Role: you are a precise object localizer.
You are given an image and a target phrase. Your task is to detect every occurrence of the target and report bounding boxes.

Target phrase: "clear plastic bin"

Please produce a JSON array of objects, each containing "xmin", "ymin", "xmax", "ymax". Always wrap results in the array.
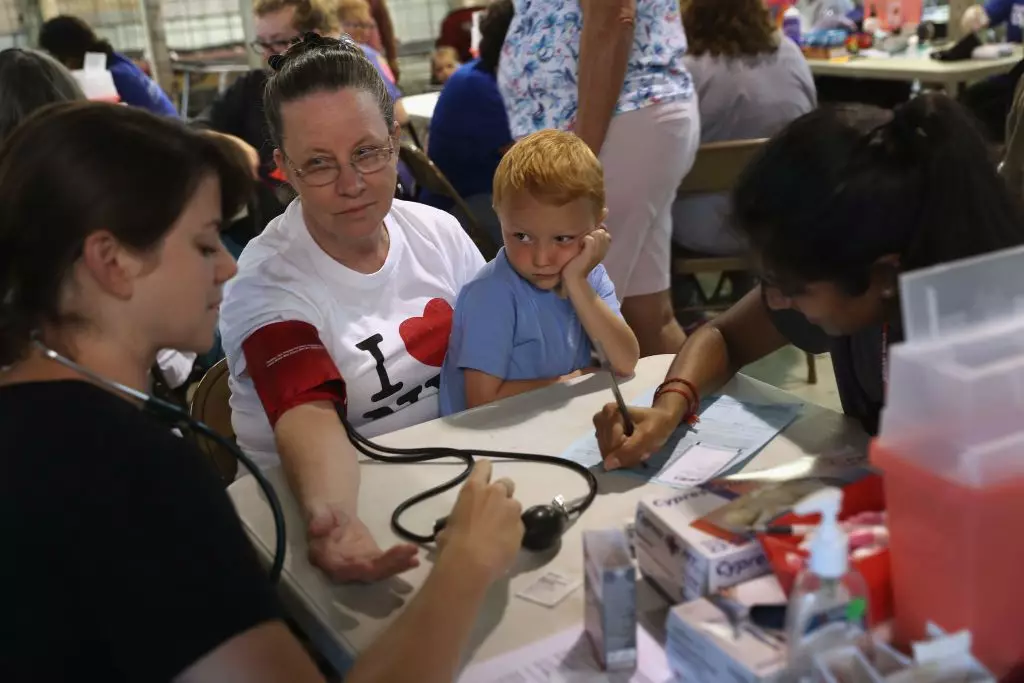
[{"xmin": 872, "ymin": 245, "xmax": 1024, "ymax": 675}]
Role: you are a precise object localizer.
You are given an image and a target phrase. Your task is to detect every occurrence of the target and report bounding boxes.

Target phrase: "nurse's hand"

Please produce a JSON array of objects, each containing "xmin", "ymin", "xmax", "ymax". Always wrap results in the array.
[
  {"xmin": 593, "ymin": 403, "xmax": 678, "ymax": 470},
  {"xmin": 436, "ymin": 459, "xmax": 524, "ymax": 584},
  {"xmin": 307, "ymin": 504, "xmax": 420, "ymax": 583}
]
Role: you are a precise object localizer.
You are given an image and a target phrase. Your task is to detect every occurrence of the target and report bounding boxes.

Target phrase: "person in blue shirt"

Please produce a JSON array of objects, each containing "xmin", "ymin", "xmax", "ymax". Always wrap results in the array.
[
  {"xmin": 39, "ymin": 15, "xmax": 177, "ymax": 117},
  {"xmin": 424, "ymin": 0, "xmax": 514, "ymax": 246},
  {"xmin": 964, "ymin": 0, "xmax": 1024, "ymax": 42},
  {"xmin": 440, "ymin": 130, "xmax": 639, "ymax": 416}
]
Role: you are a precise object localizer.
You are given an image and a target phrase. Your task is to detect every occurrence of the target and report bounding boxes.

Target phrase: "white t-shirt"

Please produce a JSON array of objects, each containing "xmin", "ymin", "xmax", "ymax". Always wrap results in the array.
[{"xmin": 220, "ymin": 198, "xmax": 485, "ymax": 469}]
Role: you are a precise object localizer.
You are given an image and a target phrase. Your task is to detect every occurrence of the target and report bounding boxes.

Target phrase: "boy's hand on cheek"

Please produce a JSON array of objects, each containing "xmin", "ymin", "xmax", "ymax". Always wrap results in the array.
[{"xmin": 561, "ymin": 227, "xmax": 611, "ymax": 285}]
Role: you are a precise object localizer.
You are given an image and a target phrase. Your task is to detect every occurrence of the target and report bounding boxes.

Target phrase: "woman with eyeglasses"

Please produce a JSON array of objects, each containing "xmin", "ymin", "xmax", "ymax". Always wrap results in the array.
[
  {"xmin": 593, "ymin": 95, "xmax": 1024, "ymax": 470},
  {"xmin": 192, "ymin": 0, "xmax": 337, "ymax": 205},
  {"xmin": 219, "ymin": 35, "xmax": 485, "ymax": 584}
]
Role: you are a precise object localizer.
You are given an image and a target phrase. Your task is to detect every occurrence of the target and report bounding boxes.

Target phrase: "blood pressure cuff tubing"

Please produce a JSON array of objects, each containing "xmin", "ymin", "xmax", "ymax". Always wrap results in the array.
[{"xmin": 242, "ymin": 320, "xmax": 347, "ymax": 427}]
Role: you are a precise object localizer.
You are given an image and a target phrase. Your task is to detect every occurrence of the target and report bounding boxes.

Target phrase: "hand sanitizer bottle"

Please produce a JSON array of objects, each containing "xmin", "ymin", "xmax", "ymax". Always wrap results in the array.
[{"xmin": 784, "ymin": 487, "xmax": 870, "ymax": 678}]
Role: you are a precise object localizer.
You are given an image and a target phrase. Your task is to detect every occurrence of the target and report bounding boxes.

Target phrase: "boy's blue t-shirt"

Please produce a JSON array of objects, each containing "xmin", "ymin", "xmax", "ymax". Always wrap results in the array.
[
  {"xmin": 985, "ymin": 0, "xmax": 1024, "ymax": 41},
  {"xmin": 108, "ymin": 52, "xmax": 177, "ymax": 116},
  {"xmin": 440, "ymin": 248, "xmax": 621, "ymax": 416}
]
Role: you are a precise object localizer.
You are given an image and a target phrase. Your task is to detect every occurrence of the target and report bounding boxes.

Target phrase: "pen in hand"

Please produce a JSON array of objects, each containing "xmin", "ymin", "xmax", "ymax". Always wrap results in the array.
[{"xmin": 593, "ymin": 342, "xmax": 646, "ymax": 469}]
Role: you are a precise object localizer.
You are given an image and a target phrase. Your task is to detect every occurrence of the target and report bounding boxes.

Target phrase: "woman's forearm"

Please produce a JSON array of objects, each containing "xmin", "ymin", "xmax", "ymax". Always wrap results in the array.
[
  {"xmin": 653, "ymin": 324, "xmax": 735, "ymax": 417},
  {"xmin": 274, "ymin": 401, "xmax": 361, "ymax": 517},
  {"xmin": 575, "ymin": 0, "xmax": 636, "ymax": 154},
  {"xmin": 345, "ymin": 553, "xmax": 491, "ymax": 683},
  {"xmin": 654, "ymin": 287, "xmax": 791, "ymax": 417}
]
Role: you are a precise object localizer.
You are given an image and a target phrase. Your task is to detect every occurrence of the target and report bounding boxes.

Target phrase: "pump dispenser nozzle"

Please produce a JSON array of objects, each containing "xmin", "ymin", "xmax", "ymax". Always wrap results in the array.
[{"xmin": 794, "ymin": 487, "xmax": 847, "ymax": 579}]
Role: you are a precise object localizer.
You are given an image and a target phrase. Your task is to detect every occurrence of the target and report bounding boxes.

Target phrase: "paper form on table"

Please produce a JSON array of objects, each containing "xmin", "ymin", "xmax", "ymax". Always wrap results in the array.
[
  {"xmin": 458, "ymin": 622, "xmax": 673, "ymax": 683},
  {"xmin": 558, "ymin": 391, "xmax": 801, "ymax": 489},
  {"xmin": 657, "ymin": 442, "xmax": 739, "ymax": 487}
]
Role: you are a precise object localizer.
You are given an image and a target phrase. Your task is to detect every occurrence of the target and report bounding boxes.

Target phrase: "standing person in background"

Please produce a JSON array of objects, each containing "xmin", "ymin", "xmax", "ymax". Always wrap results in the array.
[
  {"xmin": 673, "ymin": 0, "xmax": 816, "ymax": 256},
  {"xmin": 38, "ymin": 15, "xmax": 176, "ymax": 116},
  {"xmin": 366, "ymin": 0, "xmax": 401, "ymax": 82},
  {"xmin": 499, "ymin": 0, "xmax": 700, "ymax": 358},
  {"xmin": 426, "ymin": 0, "xmax": 514, "ymax": 246}
]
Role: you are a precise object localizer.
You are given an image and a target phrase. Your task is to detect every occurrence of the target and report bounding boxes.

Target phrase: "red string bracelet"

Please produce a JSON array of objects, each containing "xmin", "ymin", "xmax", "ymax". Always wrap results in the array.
[{"xmin": 654, "ymin": 378, "xmax": 700, "ymax": 426}]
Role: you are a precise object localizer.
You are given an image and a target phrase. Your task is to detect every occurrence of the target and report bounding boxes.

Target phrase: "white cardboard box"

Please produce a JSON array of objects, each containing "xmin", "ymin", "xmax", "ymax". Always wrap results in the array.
[
  {"xmin": 635, "ymin": 488, "xmax": 770, "ymax": 602},
  {"xmin": 666, "ymin": 597, "xmax": 787, "ymax": 683}
]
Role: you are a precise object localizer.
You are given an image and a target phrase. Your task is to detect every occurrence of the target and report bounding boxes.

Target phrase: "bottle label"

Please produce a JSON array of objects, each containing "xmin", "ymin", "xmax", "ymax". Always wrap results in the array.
[{"xmin": 804, "ymin": 597, "xmax": 868, "ymax": 635}]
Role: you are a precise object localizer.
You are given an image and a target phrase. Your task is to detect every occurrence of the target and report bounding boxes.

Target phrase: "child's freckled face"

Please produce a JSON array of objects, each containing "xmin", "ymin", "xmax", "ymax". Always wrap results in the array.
[{"xmin": 497, "ymin": 192, "xmax": 597, "ymax": 290}]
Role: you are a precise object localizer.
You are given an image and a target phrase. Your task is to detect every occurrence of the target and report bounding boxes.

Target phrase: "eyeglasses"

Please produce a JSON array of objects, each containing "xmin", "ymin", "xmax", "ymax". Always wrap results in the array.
[
  {"xmin": 250, "ymin": 35, "xmax": 300, "ymax": 55},
  {"xmin": 285, "ymin": 144, "xmax": 395, "ymax": 187}
]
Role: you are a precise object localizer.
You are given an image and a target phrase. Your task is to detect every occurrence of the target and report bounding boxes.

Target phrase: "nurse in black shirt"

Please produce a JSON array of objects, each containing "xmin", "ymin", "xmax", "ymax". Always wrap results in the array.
[
  {"xmin": 594, "ymin": 94, "xmax": 1024, "ymax": 468},
  {"xmin": 0, "ymin": 103, "xmax": 526, "ymax": 682}
]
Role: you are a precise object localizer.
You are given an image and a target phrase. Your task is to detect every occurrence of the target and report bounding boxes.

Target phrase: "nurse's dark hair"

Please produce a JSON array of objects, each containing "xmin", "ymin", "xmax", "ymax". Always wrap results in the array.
[
  {"xmin": 0, "ymin": 47, "xmax": 84, "ymax": 141},
  {"xmin": 479, "ymin": 0, "xmax": 514, "ymax": 74},
  {"xmin": 264, "ymin": 33, "xmax": 394, "ymax": 148},
  {"xmin": 0, "ymin": 102, "xmax": 252, "ymax": 366},
  {"xmin": 734, "ymin": 94, "xmax": 1024, "ymax": 294}
]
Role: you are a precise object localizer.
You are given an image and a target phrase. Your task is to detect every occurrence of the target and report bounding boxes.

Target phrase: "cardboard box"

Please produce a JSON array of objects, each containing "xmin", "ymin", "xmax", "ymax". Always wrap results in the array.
[
  {"xmin": 666, "ymin": 597, "xmax": 787, "ymax": 683},
  {"xmin": 635, "ymin": 488, "xmax": 770, "ymax": 602},
  {"xmin": 583, "ymin": 529, "xmax": 637, "ymax": 672}
]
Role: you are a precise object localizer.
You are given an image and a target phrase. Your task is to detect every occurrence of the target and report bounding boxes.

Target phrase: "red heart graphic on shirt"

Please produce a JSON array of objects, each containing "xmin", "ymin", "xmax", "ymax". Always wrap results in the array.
[{"xmin": 399, "ymin": 298, "xmax": 454, "ymax": 368}]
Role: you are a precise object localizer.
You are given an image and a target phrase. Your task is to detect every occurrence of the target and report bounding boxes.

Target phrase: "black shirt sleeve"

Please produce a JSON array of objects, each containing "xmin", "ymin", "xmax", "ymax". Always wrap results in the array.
[
  {"xmin": 191, "ymin": 73, "xmax": 252, "ymax": 136},
  {"xmin": 93, "ymin": 425, "xmax": 279, "ymax": 679},
  {"xmin": 54, "ymin": 394, "xmax": 280, "ymax": 680}
]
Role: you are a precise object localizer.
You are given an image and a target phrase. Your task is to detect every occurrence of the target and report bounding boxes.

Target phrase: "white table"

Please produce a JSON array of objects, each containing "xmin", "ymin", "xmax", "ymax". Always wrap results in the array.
[
  {"xmin": 807, "ymin": 47, "xmax": 1022, "ymax": 97},
  {"xmin": 401, "ymin": 91, "xmax": 440, "ymax": 149},
  {"xmin": 228, "ymin": 354, "xmax": 867, "ymax": 674}
]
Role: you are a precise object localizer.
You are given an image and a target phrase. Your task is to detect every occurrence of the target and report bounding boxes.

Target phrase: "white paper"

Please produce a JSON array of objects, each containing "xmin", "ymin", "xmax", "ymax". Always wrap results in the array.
[
  {"xmin": 656, "ymin": 442, "xmax": 739, "ymax": 487},
  {"xmin": 559, "ymin": 392, "xmax": 801, "ymax": 489},
  {"xmin": 459, "ymin": 623, "xmax": 673, "ymax": 683},
  {"xmin": 516, "ymin": 570, "xmax": 582, "ymax": 608}
]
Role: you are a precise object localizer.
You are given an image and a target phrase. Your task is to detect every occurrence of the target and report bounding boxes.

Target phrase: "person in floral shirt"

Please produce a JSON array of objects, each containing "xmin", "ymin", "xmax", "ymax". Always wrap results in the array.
[{"xmin": 498, "ymin": 0, "xmax": 700, "ymax": 357}]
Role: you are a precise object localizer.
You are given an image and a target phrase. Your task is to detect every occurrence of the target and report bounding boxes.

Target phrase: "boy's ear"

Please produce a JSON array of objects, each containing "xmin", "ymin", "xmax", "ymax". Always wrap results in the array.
[{"xmin": 598, "ymin": 207, "xmax": 609, "ymax": 226}]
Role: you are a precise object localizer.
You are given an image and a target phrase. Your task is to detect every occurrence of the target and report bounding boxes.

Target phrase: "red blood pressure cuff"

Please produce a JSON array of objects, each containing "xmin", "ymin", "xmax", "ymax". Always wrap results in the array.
[{"xmin": 241, "ymin": 321, "xmax": 347, "ymax": 427}]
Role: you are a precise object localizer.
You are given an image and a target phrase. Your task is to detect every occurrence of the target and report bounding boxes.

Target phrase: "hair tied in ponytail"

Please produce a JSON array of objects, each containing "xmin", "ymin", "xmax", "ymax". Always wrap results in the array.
[{"xmin": 267, "ymin": 54, "xmax": 286, "ymax": 71}]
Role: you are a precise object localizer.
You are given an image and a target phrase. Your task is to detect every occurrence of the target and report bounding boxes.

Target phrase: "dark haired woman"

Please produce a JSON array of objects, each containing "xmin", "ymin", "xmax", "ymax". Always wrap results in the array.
[
  {"xmin": 672, "ymin": 0, "xmax": 815, "ymax": 255},
  {"xmin": 38, "ymin": 15, "xmax": 177, "ymax": 116},
  {"xmin": 594, "ymin": 94, "xmax": 1024, "ymax": 469},
  {"xmin": 1, "ymin": 101, "xmax": 525, "ymax": 682},
  {"xmin": 219, "ymin": 35, "xmax": 485, "ymax": 584},
  {"xmin": 425, "ymin": 0, "xmax": 515, "ymax": 244}
]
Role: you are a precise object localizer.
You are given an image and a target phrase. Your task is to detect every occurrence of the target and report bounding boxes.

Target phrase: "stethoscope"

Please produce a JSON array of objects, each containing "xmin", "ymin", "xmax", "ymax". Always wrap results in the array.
[{"xmin": 35, "ymin": 341, "xmax": 600, "ymax": 584}]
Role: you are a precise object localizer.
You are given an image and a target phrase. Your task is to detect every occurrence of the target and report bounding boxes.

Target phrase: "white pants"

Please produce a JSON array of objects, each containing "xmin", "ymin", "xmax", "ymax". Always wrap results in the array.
[{"xmin": 601, "ymin": 98, "xmax": 700, "ymax": 298}]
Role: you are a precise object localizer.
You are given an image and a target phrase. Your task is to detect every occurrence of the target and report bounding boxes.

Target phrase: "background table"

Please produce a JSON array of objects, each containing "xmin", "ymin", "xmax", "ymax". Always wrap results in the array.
[
  {"xmin": 228, "ymin": 354, "xmax": 867, "ymax": 674},
  {"xmin": 806, "ymin": 48, "xmax": 1022, "ymax": 97},
  {"xmin": 401, "ymin": 91, "xmax": 440, "ymax": 149}
]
